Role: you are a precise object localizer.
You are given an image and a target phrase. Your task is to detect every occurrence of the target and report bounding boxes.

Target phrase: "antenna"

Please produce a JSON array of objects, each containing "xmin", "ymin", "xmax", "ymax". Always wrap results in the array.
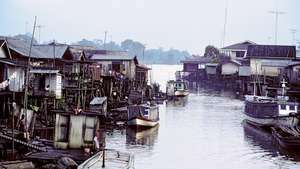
[
  {"xmin": 222, "ymin": 0, "xmax": 229, "ymax": 47},
  {"xmin": 36, "ymin": 24, "xmax": 45, "ymax": 44},
  {"xmin": 103, "ymin": 31, "xmax": 108, "ymax": 50},
  {"xmin": 143, "ymin": 44, "xmax": 146, "ymax": 63},
  {"xmin": 290, "ymin": 29, "xmax": 297, "ymax": 45},
  {"xmin": 269, "ymin": 0, "xmax": 285, "ymax": 45},
  {"xmin": 25, "ymin": 21, "xmax": 29, "ymax": 34}
]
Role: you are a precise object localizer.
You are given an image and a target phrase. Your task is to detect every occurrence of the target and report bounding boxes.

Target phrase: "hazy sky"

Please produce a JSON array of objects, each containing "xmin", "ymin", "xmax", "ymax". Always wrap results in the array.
[{"xmin": 0, "ymin": 0, "xmax": 299, "ymax": 54}]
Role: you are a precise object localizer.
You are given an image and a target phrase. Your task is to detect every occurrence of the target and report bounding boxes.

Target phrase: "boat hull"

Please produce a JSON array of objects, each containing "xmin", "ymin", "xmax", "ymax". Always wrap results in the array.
[
  {"xmin": 271, "ymin": 127, "xmax": 300, "ymax": 149},
  {"xmin": 174, "ymin": 90, "xmax": 189, "ymax": 97},
  {"xmin": 243, "ymin": 114, "xmax": 299, "ymax": 127},
  {"xmin": 127, "ymin": 117, "xmax": 159, "ymax": 128}
]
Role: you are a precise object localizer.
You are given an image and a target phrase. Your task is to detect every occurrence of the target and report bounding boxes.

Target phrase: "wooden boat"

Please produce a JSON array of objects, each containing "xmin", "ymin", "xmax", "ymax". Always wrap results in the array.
[
  {"xmin": 78, "ymin": 149, "xmax": 134, "ymax": 169},
  {"xmin": 127, "ymin": 103, "xmax": 159, "ymax": 128},
  {"xmin": 166, "ymin": 80, "xmax": 189, "ymax": 99},
  {"xmin": 244, "ymin": 98, "xmax": 299, "ymax": 127},
  {"xmin": 272, "ymin": 126, "xmax": 300, "ymax": 149},
  {"xmin": 244, "ymin": 79, "xmax": 300, "ymax": 127}
]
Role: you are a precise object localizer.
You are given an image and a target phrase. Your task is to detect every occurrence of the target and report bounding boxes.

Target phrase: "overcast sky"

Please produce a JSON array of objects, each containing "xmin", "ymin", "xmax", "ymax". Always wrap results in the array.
[{"xmin": 0, "ymin": 0, "xmax": 299, "ymax": 54}]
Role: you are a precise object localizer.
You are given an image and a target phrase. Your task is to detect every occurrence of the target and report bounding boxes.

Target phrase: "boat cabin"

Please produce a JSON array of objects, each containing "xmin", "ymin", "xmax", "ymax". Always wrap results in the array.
[{"xmin": 278, "ymin": 103, "xmax": 299, "ymax": 116}]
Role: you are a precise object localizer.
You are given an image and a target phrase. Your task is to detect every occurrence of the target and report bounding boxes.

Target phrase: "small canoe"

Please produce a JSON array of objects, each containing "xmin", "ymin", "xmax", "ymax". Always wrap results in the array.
[
  {"xmin": 271, "ymin": 126, "xmax": 300, "ymax": 149},
  {"xmin": 78, "ymin": 149, "xmax": 134, "ymax": 169}
]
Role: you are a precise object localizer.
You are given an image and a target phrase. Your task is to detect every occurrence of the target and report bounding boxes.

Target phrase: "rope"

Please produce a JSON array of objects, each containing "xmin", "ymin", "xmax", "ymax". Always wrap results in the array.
[{"xmin": 0, "ymin": 133, "xmax": 47, "ymax": 152}]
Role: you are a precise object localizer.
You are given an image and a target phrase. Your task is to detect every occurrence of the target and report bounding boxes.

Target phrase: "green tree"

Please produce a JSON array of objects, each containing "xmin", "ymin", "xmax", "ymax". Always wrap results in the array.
[{"xmin": 204, "ymin": 45, "xmax": 219, "ymax": 57}]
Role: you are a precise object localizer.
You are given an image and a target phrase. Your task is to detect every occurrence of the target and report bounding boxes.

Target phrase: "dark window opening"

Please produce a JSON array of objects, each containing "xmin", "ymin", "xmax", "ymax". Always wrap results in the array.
[{"xmin": 236, "ymin": 51, "xmax": 245, "ymax": 58}]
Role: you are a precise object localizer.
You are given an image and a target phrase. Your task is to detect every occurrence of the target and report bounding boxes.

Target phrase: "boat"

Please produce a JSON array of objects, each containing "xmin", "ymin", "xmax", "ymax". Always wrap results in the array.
[
  {"xmin": 244, "ymin": 79, "xmax": 300, "ymax": 127},
  {"xmin": 271, "ymin": 126, "xmax": 300, "ymax": 149},
  {"xmin": 78, "ymin": 149, "xmax": 134, "ymax": 169},
  {"xmin": 127, "ymin": 103, "xmax": 159, "ymax": 128},
  {"xmin": 166, "ymin": 80, "xmax": 189, "ymax": 99},
  {"xmin": 244, "ymin": 98, "xmax": 299, "ymax": 127}
]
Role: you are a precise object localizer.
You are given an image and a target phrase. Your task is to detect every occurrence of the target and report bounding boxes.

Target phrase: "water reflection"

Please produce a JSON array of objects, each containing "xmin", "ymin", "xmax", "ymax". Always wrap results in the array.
[
  {"xmin": 105, "ymin": 65, "xmax": 300, "ymax": 169},
  {"xmin": 243, "ymin": 120, "xmax": 300, "ymax": 161},
  {"xmin": 126, "ymin": 125, "xmax": 159, "ymax": 146},
  {"xmin": 166, "ymin": 97, "xmax": 188, "ymax": 107}
]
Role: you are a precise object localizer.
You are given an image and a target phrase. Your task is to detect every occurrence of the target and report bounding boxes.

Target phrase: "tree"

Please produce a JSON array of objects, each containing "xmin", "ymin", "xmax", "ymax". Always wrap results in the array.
[
  {"xmin": 204, "ymin": 45, "xmax": 219, "ymax": 57},
  {"xmin": 13, "ymin": 33, "xmax": 38, "ymax": 44}
]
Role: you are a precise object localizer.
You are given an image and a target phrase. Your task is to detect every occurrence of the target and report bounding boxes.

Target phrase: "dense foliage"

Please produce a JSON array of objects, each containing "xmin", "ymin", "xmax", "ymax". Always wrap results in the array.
[{"xmin": 73, "ymin": 38, "xmax": 190, "ymax": 64}]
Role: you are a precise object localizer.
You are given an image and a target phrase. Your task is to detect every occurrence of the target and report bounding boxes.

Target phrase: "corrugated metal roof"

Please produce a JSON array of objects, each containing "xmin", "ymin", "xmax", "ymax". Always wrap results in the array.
[
  {"xmin": 90, "ymin": 97, "xmax": 107, "ymax": 105},
  {"xmin": 247, "ymin": 45, "xmax": 296, "ymax": 58},
  {"xmin": 90, "ymin": 54, "xmax": 134, "ymax": 61},
  {"xmin": 4, "ymin": 37, "xmax": 45, "ymax": 58},
  {"xmin": 33, "ymin": 44, "xmax": 69, "ymax": 59},
  {"xmin": 181, "ymin": 56, "xmax": 212, "ymax": 64},
  {"xmin": 0, "ymin": 59, "xmax": 26, "ymax": 67},
  {"xmin": 222, "ymin": 41, "xmax": 256, "ymax": 50},
  {"xmin": 30, "ymin": 69, "xmax": 60, "ymax": 74}
]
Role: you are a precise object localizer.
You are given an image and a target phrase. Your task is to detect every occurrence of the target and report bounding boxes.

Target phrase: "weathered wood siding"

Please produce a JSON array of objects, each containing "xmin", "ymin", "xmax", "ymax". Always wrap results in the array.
[{"xmin": 250, "ymin": 59, "xmax": 292, "ymax": 77}]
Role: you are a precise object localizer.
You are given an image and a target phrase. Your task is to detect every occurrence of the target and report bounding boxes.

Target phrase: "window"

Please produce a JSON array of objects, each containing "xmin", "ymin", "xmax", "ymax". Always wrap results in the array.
[
  {"xmin": 290, "ymin": 105, "xmax": 295, "ymax": 110},
  {"xmin": 84, "ymin": 117, "xmax": 95, "ymax": 142},
  {"xmin": 280, "ymin": 105, "xmax": 286, "ymax": 110},
  {"xmin": 236, "ymin": 51, "xmax": 245, "ymax": 58}
]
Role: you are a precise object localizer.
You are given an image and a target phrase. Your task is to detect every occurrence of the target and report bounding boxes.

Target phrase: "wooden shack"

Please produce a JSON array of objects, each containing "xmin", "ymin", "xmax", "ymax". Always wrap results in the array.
[
  {"xmin": 54, "ymin": 97, "xmax": 107, "ymax": 149},
  {"xmin": 247, "ymin": 45, "xmax": 296, "ymax": 77},
  {"xmin": 29, "ymin": 69, "xmax": 62, "ymax": 99}
]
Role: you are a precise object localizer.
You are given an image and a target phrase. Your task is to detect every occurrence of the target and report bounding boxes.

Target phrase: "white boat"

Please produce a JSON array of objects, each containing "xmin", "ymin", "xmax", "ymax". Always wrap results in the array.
[
  {"xmin": 127, "ymin": 104, "xmax": 159, "ymax": 128},
  {"xmin": 78, "ymin": 149, "xmax": 134, "ymax": 169},
  {"xmin": 166, "ymin": 80, "xmax": 189, "ymax": 98}
]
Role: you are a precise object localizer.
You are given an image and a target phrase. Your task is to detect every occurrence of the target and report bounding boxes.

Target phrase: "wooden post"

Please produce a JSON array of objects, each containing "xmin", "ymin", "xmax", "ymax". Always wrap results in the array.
[{"xmin": 102, "ymin": 148, "xmax": 105, "ymax": 168}]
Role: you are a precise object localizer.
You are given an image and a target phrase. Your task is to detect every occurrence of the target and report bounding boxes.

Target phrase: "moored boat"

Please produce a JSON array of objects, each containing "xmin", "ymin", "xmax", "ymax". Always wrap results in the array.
[
  {"xmin": 127, "ymin": 103, "xmax": 159, "ymax": 128},
  {"xmin": 78, "ymin": 149, "xmax": 134, "ymax": 169},
  {"xmin": 243, "ymin": 79, "xmax": 300, "ymax": 127},
  {"xmin": 244, "ymin": 98, "xmax": 299, "ymax": 127},
  {"xmin": 166, "ymin": 80, "xmax": 189, "ymax": 99},
  {"xmin": 271, "ymin": 126, "xmax": 300, "ymax": 149}
]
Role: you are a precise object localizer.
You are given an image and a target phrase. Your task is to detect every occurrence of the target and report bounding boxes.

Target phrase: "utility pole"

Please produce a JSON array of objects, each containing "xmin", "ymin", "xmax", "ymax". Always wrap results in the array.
[
  {"xmin": 24, "ymin": 16, "xmax": 37, "ymax": 141},
  {"xmin": 290, "ymin": 29, "xmax": 297, "ymax": 45},
  {"xmin": 36, "ymin": 25, "xmax": 45, "ymax": 44},
  {"xmin": 222, "ymin": 0, "xmax": 229, "ymax": 47},
  {"xmin": 269, "ymin": 0, "xmax": 285, "ymax": 45}
]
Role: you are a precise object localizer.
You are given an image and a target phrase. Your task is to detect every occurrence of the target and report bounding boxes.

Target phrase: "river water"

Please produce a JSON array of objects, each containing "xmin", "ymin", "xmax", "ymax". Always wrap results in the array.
[{"xmin": 106, "ymin": 65, "xmax": 300, "ymax": 169}]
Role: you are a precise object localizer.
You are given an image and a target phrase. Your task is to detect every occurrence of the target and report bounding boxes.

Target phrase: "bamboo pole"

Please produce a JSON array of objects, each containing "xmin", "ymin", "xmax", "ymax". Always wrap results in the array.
[{"xmin": 23, "ymin": 16, "xmax": 37, "ymax": 140}]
